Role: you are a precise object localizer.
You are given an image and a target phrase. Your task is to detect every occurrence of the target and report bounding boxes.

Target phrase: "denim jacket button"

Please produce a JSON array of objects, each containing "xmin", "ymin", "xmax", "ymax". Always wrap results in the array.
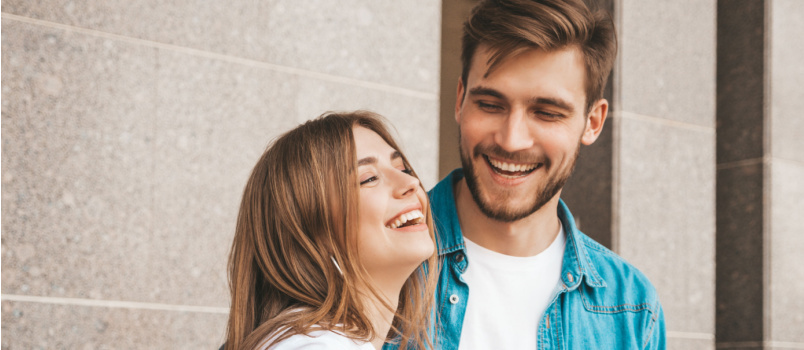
[
  {"xmin": 566, "ymin": 273, "xmax": 574, "ymax": 283},
  {"xmin": 449, "ymin": 294, "xmax": 460, "ymax": 304},
  {"xmin": 455, "ymin": 253, "xmax": 465, "ymax": 262}
]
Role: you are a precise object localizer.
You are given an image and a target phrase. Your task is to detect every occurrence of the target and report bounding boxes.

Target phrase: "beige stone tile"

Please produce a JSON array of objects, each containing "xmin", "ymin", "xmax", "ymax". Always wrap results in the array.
[
  {"xmin": 770, "ymin": 0, "xmax": 804, "ymax": 163},
  {"xmin": 769, "ymin": 160, "xmax": 804, "ymax": 342},
  {"xmin": 1, "ymin": 300, "xmax": 228, "ymax": 349},
  {"xmin": 148, "ymin": 49, "xmax": 300, "ymax": 307},
  {"xmin": 3, "ymin": 0, "xmax": 441, "ymax": 93},
  {"xmin": 616, "ymin": 115, "xmax": 716, "ymax": 335},
  {"xmin": 667, "ymin": 336, "xmax": 714, "ymax": 350},
  {"xmin": 619, "ymin": 0, "xmax": 716, "ymax": 127},
  {"xmin": 2, "ymin": 21, "xmax": 158, "ymax": 302}
]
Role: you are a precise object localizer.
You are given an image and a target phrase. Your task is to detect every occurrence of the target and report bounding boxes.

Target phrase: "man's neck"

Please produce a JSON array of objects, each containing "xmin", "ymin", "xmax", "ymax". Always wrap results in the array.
[{"xmin": 454, "ymin": 178, "xmax": 562, "ymax": 257}]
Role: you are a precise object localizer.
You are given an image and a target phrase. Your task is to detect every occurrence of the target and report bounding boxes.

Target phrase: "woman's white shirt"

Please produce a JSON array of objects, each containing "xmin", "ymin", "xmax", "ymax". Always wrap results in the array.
[{"xmin": 260, "ymin": 329, "xmax": 374, "ymax": 350}]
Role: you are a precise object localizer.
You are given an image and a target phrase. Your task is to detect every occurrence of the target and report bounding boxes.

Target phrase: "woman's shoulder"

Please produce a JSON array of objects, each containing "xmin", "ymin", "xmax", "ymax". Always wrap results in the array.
[{"xmin": 261, "ymin": 329, "xmax": 374, "ymax": 350}]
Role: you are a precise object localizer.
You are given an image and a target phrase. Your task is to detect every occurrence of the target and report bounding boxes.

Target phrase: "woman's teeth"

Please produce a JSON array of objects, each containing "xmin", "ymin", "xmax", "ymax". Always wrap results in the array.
[{"xmin": 387, "ymin": 210, "xmax": 424, "ymax": 229}]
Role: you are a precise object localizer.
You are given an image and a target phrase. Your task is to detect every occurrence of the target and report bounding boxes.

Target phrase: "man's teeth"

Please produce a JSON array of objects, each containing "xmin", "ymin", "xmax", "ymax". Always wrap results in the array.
[
  {"xmin": 387, "ymin": 210, "xmax": 424, "ymax": 229},
  {"xmin": 487, "ymin": 157, "xmax": 538, "ymax": 173}
]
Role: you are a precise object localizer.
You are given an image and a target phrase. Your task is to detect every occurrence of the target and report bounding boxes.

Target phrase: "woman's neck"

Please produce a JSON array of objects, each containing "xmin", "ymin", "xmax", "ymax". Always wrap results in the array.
[{"xmin": 363, "ymin": 279, "xmax": 403, "ymax": 349}]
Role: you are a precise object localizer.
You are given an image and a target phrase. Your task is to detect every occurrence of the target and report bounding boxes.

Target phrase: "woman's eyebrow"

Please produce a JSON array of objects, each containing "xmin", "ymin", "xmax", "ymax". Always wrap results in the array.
[
  {"xmin": 358, "ymin": 151, "xmax": 402, "ymax": 166},
  {"xmin": 357, "ymin": 156, "xmax": 377, "ymax": 166}
]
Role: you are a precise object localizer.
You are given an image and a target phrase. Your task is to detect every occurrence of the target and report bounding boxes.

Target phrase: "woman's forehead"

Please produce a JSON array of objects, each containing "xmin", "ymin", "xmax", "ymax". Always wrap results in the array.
[{"xmin": 353, "ymin": 126, "xmax": 398, "ymax": 161}]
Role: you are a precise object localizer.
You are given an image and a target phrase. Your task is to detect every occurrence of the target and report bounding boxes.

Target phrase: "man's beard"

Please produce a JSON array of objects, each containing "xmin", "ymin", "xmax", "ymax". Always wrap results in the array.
[{"xmin": 459, "ymin": 133, "xmax": 579, "ymax": 223}]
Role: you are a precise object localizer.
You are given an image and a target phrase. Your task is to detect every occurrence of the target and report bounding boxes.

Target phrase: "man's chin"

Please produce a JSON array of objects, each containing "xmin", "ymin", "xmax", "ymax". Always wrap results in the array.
[{"xmin": 472, "ymin": 191, "xmax": 542, "ymax": 222}]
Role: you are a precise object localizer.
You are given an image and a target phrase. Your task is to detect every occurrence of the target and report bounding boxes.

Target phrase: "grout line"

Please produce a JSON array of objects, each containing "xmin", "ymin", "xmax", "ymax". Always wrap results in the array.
[
  {"xmin": 716, "ymin": 341, "xmax": 764, "ymax": 349},
  {"xmin": 772, "ymin": 156, "xmax": 804, "ymax": 168},
  {"xmin": 1, "ymin": 294, "xmax": 229, "ymax": 314},
  {"xmin": 717, "ymin": 157, "xmax": 765, "ymax": 170},
  {"xmin": 717, "ymin": 157, "xmax": 804, "ymax": 171},
  {"xmin": 764, "ymin": 341, "xmax": 804, "ymax": 349},
  {"xmin": 666, "ymin": 331, "xmax": 715, "ymax": 340},
  {"xmin": 617, "ymin": 111, "xmax": 715, "ymax": 134},
  {"xmin": 717, "ymin": 341, "xmax": 804, "ymax": 349},
  {"xmin": 1, "ymin": 12, "xmax": 438, "ymax": 101}
]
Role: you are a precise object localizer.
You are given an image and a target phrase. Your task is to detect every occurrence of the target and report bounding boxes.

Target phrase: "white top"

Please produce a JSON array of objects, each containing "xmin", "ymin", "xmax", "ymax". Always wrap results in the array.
[
  {"xmin": 260, "ymin": 329, "xmax": 374, "ymax": 350},
  {"xmin": 458, "ymin": 225, "xmax": 566, "ymax": 350}
]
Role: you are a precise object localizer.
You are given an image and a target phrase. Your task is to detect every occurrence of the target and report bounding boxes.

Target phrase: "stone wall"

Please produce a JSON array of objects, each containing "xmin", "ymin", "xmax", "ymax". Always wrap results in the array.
[{"xmin": 1, "ymin": 1, "xmax": 440, "ymax": 348}]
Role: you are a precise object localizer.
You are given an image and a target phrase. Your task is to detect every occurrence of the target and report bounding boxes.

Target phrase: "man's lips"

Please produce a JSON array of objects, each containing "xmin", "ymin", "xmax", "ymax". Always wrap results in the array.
[{"xmin": 483, "ymin": 155, "xmax": 543, "ymax": 178}]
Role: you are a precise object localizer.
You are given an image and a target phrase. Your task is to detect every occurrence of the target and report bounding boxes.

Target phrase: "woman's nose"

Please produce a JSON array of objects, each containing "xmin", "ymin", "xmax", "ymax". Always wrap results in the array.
[{"xmin": 393, "ymin": 169, "xmax": 420, "ymax": 198}]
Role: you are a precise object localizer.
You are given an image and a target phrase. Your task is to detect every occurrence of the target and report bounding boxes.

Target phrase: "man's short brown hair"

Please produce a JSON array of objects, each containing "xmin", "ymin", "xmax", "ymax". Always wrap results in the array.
[{"xmin": 461, "ymin": 0, "xmax": 617, "ymax": 112}]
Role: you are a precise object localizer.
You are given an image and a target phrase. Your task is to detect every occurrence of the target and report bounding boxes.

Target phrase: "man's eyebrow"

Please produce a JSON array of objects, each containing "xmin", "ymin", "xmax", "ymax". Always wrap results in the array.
[
  {"xmin": 468, "ymin": 86, "xmax": 505, "ymax": 99},
  {"xmin": 531, "ymin": 97, "xmax": 575, "ymax": 114},
  {"xmin": 357, "ymin": 151, "xmax": 403, "ymax": 166}
]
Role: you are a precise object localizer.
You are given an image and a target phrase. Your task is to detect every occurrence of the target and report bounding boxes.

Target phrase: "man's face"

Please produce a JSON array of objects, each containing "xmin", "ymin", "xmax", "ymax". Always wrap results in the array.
[{"xmin": 455, "ymin": 45, "xmax": 604, "ymax": 222}]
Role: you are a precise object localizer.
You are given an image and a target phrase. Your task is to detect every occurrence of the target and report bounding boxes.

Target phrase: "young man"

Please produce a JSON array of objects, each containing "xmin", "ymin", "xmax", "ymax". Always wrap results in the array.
[{"xmin": 400, "ymin": 0, "xmax": 666, "ymax": 349}]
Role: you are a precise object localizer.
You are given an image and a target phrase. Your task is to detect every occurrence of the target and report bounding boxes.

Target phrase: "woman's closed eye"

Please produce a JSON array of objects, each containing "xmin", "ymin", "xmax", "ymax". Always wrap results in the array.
[{"xmin": 360, "ymin": 175, "xmax": 378, "ymax": 186}]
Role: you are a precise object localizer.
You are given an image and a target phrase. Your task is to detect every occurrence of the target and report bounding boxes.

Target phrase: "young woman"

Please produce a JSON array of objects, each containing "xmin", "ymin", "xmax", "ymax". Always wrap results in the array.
[{"xmin": 225, "ymin": 111, "xmax": 438, "ymax": 350}]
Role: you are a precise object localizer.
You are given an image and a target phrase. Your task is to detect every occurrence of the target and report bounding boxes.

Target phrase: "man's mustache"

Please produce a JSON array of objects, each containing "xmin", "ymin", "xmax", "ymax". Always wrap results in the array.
[{"xmin": 473, "ymin": 143, "xmax": 549, "ymax": 167}]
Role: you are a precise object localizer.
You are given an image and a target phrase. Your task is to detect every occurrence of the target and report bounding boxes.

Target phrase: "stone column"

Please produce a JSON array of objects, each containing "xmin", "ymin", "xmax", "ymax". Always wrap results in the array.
[
  {"xmin": 614, "ymin": 1, "xmax": 717, "ymax": 349},
  {"xmin": 716, "ymin": 1, "xmax": 804, "ymax": 349}
]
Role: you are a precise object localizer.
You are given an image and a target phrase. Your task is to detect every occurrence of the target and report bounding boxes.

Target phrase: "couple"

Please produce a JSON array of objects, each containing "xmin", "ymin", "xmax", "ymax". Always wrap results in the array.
[{"xmin": 225, "ymin": 0, "xmax": 665, "ymax": 349}]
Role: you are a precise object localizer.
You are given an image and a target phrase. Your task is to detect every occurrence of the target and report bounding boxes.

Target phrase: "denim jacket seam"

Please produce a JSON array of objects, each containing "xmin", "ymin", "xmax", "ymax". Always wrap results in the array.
[
  {"xmin": 555, "ymin": 308, "xmax": 564, "ymax": 350},
  {"xmin": 580, "ymin": 237, "xmax": 610, "ymax": 286},
  {"xmin": 565, "ymin": 229, "xmax": 608, "ymax": 289},
  {"xmin": 642, "ymin": 308, "xmax": 658, "ymax": 349},
  {"xmin": 580, "ymin": 288, "xmax": 655, "ymax": 314},
  {"xmin": 438, "ymin": 244, "xmax": 465, "ymax": 256}
]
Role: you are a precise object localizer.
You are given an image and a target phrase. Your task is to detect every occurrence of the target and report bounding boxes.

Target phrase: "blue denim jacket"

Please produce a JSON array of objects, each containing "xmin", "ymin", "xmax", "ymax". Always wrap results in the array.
[{"xmin": 388, "ymin": 170, "xmax": 666, "ymax": 349}]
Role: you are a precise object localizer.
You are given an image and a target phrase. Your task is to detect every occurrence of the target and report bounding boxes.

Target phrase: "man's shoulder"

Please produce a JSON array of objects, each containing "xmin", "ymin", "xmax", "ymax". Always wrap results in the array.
[
  {"xmin": 575, "ymin": 231, "xmax": 661, "ymax": 309},
  {"xmin": 428, "ymin": 170, "xmax": 465, "ymax": 253}
]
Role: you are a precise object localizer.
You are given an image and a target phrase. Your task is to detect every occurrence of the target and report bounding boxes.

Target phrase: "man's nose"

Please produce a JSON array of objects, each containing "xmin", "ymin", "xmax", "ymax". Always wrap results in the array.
[{"xmin": 494, "ymin": 109, "xmax": 534, "ymax": 152}]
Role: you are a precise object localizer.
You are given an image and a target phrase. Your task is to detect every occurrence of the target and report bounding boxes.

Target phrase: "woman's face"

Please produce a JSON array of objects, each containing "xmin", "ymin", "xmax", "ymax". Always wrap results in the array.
[{"xmin": 353, "ymin": 126, "xmax": 434, "ymax": 285}]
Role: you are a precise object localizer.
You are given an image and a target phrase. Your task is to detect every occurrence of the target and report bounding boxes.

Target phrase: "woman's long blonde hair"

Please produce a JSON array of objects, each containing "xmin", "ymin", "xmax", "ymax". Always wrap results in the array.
[{"xmin": 225, "ymin": 111, "xmax": 438, "ymax": 350}]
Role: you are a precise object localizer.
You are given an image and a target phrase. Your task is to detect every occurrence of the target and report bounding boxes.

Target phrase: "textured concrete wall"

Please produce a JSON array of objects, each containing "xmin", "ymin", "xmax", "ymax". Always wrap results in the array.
[
  {"xmin": 616, "ymin": 1, "xmax": 717, "ymax": 348},
  {"xmin": 768, "ymin": 0, "xmax": 804, "ymax": 347},
  {"xmin": 1, "ymin": 1, "xmax": 440, "ymax": 348},
  {"xmin": 717, "ymin": 1, "xmax": 804, "ymax": 349}
]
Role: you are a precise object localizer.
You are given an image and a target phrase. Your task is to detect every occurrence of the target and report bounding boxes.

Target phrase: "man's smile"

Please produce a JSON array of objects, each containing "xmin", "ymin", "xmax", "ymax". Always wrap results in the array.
[{"xmin": 484, "ymin": 155, "xmax": 543, "ymax": 179}]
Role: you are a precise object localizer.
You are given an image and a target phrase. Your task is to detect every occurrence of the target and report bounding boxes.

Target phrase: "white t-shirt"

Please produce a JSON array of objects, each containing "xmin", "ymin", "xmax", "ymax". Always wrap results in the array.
[
  {"xmin": 458, "ymin": 226, "xmax": 566, "ymax": 350},
  {"xmin": 260, "ymin": 329, "xmax": 374, "ymax": 350}
]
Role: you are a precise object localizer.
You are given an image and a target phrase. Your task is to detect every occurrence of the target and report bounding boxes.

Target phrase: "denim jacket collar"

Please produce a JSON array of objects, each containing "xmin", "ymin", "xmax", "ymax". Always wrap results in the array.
[{"xmin": 429, "ymin": 169, "xmax": 606, "ymax": 290}]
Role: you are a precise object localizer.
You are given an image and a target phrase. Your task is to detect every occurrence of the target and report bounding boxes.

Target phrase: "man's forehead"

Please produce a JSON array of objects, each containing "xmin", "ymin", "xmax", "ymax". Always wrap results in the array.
[
  {"xmin": 468, "ymin": 44, "xmax": 584, "ymax": 80},
  {"xmin": 464, "ymin": 44, "xmax": 588, "ymax": 110}
]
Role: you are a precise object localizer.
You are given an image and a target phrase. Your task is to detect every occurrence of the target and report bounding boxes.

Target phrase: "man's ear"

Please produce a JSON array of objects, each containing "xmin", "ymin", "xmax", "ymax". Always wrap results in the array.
[
  {"xmin": 581, "ymin": 98, "xmax": 608, "ymax": 145},
  {"xmin": 455, "ymin": 78, "xmax": 465, "ymax": 123}
]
